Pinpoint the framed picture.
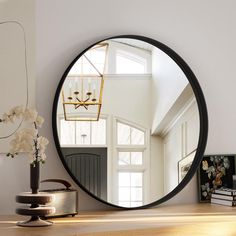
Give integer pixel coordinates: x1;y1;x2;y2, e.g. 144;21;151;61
178;151;196;183
198;155;236;202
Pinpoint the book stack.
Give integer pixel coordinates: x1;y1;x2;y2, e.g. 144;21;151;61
211;188;236;206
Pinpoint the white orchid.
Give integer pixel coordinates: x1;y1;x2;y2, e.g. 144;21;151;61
41;153;47;161
1;106;48;165
0;106;25;123
2;113;11;123
38;136;49;149
23;108;38;122
13;106;24;118
35;115;44;128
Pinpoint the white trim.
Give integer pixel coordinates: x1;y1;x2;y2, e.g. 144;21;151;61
106;115;112;203
67;73;152;79
103;74;152;79
114;116;147;132
60;144;107;148
160;97;196;137
116;146;146;150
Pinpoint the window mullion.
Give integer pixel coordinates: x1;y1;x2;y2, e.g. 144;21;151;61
129;127;132;145
74;121;77;145
129;173;132;205
90;121;92;145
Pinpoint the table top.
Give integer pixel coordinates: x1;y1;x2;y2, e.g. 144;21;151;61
0;203;236;236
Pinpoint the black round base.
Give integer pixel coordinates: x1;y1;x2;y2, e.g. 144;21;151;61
16;216;53;227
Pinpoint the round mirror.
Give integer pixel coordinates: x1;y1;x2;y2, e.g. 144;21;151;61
53;36;208;209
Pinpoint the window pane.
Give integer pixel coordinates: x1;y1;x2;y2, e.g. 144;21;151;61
69;45;106;76
130;202;143;207
118;172;143;207
68;58;98;75
117;122;130;145
131;172;143;187
60;119;75;145
130;152;143;165
119;202;130;207
119;187;130;201
118;152;130;165
91;119;106;145
76;121;90;144
131;187;142;201
131;128;144;145
116;52;146;74
85;47;106;74
119;172;130;187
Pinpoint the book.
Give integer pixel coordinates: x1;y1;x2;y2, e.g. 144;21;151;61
211;193;236;201
211;198;236;207
214;188;236;196
211;198;236;206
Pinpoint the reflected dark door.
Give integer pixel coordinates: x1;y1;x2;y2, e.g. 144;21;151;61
61;147;107;200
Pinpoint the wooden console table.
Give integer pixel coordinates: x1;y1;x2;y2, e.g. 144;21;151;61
0;203;236;235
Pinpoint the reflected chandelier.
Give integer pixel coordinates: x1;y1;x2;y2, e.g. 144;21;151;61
62;43;108;121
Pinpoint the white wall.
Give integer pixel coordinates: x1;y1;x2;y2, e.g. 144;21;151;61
163;100;199;194
0;0;236;214
151;46;189;133
103;78;151;126
149;135;164;201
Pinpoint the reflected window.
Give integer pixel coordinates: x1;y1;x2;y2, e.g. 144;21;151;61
60;120;76;145
68;46;107;75
60;118;106;145
116;50;147;74
91;119;106;145
115;119;147;206
117;122;144;145
118;152;143;165
76;121;90;145
118;172;143;207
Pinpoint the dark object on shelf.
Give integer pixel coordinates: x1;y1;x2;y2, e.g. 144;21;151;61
198;155;236;202
40;179;78;218
15;163;55;227
233;175;236;189
15;192;55;227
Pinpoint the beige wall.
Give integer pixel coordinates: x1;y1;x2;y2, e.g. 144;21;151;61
0;0;35;151
0;0;35;214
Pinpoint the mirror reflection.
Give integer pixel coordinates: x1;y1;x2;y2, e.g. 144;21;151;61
56;38;200;207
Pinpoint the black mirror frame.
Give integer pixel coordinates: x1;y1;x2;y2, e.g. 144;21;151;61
52;35;208;209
